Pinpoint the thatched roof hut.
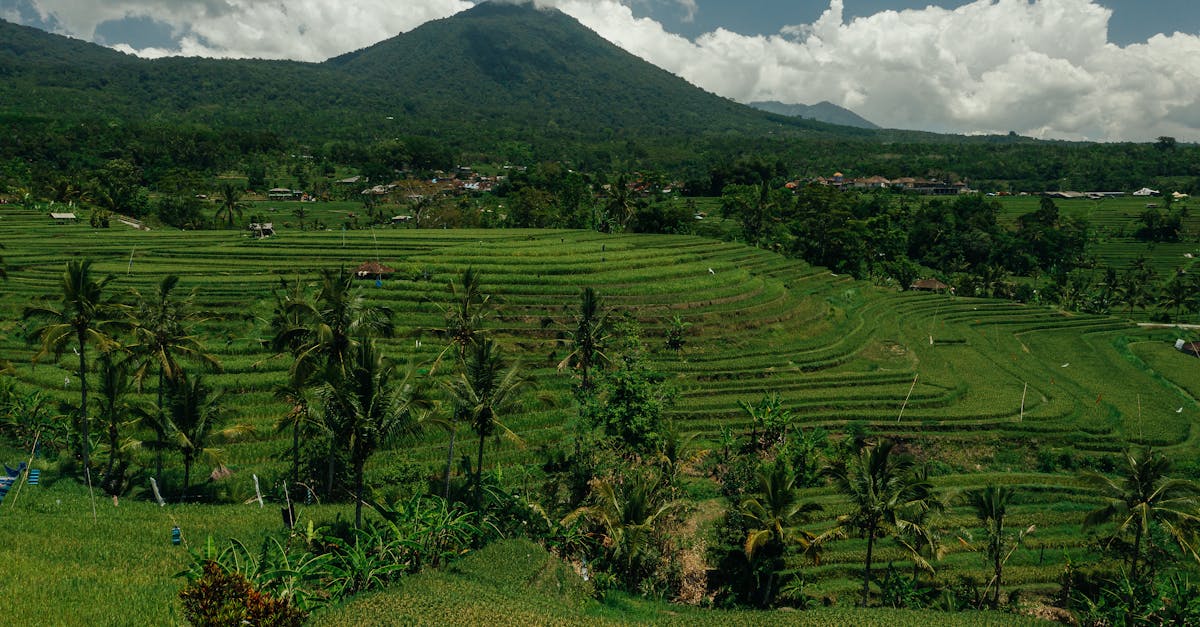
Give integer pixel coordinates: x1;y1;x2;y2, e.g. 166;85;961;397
910;278;950;292
355;261;395;279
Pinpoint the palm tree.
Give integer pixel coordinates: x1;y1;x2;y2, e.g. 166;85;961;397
24;259;129;473
433;268;492;498
214;182;245;228
126;275;221;478
273;380;318;487
564;468;678;586
165;373;243;500
436;267;491;366
741;461;824;607
94;351;147;497
827;439;938;606
1081;447;1200;580
964;485;1027;608
273;267;394;387
557;287;611;393
443;338;533;506
316;340;429;528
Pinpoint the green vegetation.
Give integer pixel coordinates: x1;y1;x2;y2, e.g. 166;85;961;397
2;199;1198;623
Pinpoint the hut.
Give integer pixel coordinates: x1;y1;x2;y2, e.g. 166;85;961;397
910;278;950;292
1176;339;1200;359
354;261;395;280
49;212;77;224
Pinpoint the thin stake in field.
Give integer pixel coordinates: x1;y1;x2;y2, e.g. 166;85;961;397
126;247;135;275
897;373;919;423
1020;382;1027;421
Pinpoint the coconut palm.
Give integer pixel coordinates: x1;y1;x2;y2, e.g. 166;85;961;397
316;340;430;528
273;267;394;387
1081;447;1200;580
273;380;319;487
564;468;678;587
433;268;492;497
442;338;533;506
214;181;245;228
741;461;824;606
557;287;611;393
435;267;491;367
964;485;1030;608
165;373;246;500
827;439;938;606
126;275;221;477
93;351;147;497
24;259;129;473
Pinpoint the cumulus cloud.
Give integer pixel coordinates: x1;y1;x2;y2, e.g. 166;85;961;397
552;0;1200;141
21;0;472;59
14;0;1200;141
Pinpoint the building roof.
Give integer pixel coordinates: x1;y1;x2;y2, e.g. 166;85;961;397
910;278;950;291
49;212;77;220
354;261;395;278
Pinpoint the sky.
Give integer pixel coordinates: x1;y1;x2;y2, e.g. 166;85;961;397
3;0;1200;142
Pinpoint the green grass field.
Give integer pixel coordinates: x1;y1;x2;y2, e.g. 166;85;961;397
2;201;1198;623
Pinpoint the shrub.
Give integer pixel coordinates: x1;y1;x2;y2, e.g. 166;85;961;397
179;561;306;627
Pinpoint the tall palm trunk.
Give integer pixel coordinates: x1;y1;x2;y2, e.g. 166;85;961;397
156;368;165;478
77;329;90;472
181;454;192;502
475;431;486;507
292;420;300;485
354;457;365;529
862;524;877;607
443;427;458;500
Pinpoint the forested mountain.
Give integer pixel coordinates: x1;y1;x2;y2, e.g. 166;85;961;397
749;100;879;130
1;2;1198;191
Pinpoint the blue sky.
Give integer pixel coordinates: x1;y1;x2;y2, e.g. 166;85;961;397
3;0;1199;141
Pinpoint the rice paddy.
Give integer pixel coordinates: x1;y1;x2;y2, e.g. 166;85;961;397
1;199;1197;622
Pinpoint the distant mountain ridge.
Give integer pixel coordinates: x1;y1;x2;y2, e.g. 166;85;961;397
749;101;879;129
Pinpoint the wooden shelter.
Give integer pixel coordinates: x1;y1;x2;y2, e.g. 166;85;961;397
354;261;395;280
910;278;950;292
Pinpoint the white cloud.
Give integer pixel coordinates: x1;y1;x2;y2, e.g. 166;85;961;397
26;0;472;59
550;0;1200;141
17;0;1200;141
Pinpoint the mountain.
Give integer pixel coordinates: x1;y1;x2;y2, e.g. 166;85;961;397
749;100;879;130
0;4;869;154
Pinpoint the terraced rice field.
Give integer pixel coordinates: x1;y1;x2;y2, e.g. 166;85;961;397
2;202;1198;600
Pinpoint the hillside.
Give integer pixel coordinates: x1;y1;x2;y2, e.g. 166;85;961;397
750;100;880;130
0;4;858;151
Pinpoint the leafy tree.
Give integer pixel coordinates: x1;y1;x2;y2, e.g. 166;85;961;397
442;338;534;506
739;393;793;451
24;259;129;474
741;461;824;607
557;287;611;393
126;275;221;478
316;340;430;527
1081;447;1200;580
583;327;673;456
827;439;938;606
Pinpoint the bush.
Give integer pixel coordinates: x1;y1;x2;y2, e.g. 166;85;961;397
179;561;306;627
